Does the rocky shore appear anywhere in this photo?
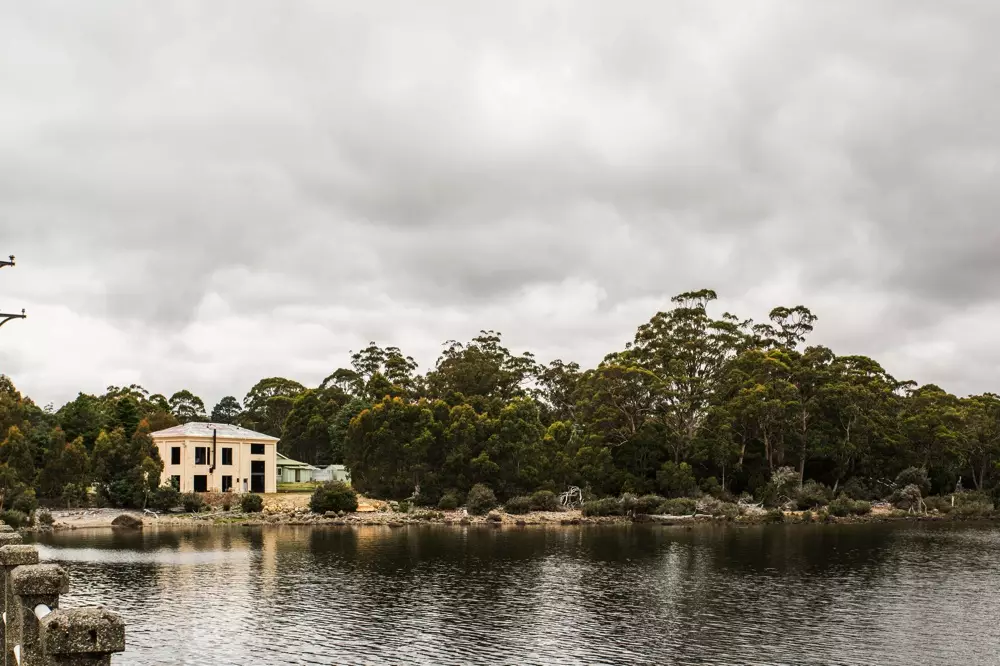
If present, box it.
[30,500,996,532]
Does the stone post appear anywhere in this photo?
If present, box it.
[39,608,125,666]
[9,564,69,666]
[0,542,33,664]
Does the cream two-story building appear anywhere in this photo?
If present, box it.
[151,422,279,494]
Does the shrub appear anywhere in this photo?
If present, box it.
[438,493,460,510]
[149,485,181,513]
[310,481,359,514]
[466,484,497,515]
[181,493,203,513]
[222,501,231,512]
[240,493,264,513]
[763,508,785,523]
[0,510,27,529]
[953,501,993,519]
[656,498,697,516]
[529,490,559,512]
[841,477,877,501]
[37,510,55,526]
[12,490,37,516]
[795,481,832,510]
[396,500,410,514]
[828,496,854,517]
[895,467,931,495]
[852,500,872,516]
[61,483,89,509]
[582,498,622,517]
[633,494,666,515]
[701,498,740,519]
[761,467,799,508]
[923,495,952,514]
[891,484,924,511]
[504,496,533,514]
[656,462,698,498]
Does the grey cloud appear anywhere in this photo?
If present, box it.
[2,0,1000,405]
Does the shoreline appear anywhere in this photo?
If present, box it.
[29,505,999,532]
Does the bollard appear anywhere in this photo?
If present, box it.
[9,565,68,666]
[0,544,34,665]
[39,608,125,666]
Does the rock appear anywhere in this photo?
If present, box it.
[110,514,142,530]
[459,517,471,525]
[515,519,527,527]
[325,511,339,518]
[486,511,503,523]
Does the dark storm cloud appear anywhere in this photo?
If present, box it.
[2,0,1000,405]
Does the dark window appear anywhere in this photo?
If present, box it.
[222,448,233,465]
[171,447,181,465]
[295,469,301,483]
[221,476,233,492]
[193,475,208,492]
[194,447,208,465]
[251,461,265,492]
[170,475,180,490]
[250,443,265,455]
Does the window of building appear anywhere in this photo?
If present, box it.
[195,447,208,465]
[193,475,208,492]
[171,447,181,465]
[250,443,265,455]
[170,475,180,490]
[221,476,233,492]
[222,448,233,466]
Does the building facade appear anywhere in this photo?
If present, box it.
[151,422,279,494]
[314,464,352,484]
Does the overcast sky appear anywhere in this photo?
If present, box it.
[2,0,999,409]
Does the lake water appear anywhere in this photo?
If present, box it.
[28,522,1000,665]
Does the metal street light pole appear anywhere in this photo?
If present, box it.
[0,254,26,328]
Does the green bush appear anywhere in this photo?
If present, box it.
[0,510,28,529]
[953,500,993,518]
[581,498,622,516]
[633,494,666,515]
[466,484,497,515]
[656,462,698,498]
[149,485,181,512]
[239,493,264,513]
[708,501,740,519]
[827,496,854,517]
[181,493,203,513]
[309,481,358,514]
[895,467,931,495]
[923,495,952,513]
[656,498,697,515]
[761,467,799,508]
[222,501,231,512]
[37,510,55,526]
[61,483,89,509]
[529,490,559,511]
[12,490,37,516]
[504,496,533,514]
[841,477,877,501]
[396,500,410,514]
[852,500,872,515]
[795,481,832,510]
[437,493,460,510]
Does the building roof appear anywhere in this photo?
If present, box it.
[150,422,280,442]
[276,452,318,469]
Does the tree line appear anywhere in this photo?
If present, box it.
[2,289,999,512]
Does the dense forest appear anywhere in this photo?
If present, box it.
[2,289,999,512]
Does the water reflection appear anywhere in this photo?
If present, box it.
[30,523,1000,665]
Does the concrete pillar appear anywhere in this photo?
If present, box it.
[0,543,34,665]
[39,608,125,666]
[10,564,69,666]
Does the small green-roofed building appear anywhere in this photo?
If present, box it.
[276,452,318,484]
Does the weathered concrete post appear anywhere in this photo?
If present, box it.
[39,608,125,666]
[0,539,31,663]
[9,565,69,666]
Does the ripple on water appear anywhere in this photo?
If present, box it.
[29,523,1000,665]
